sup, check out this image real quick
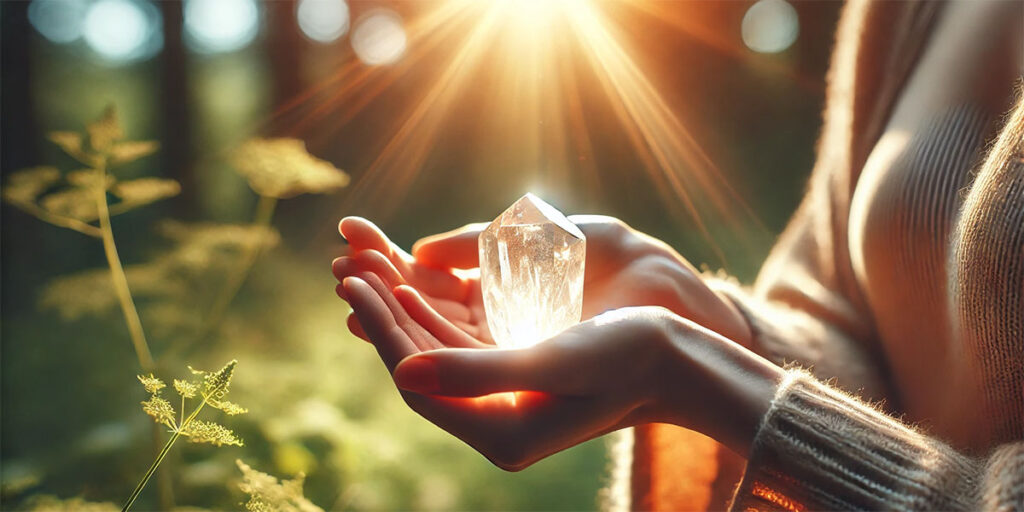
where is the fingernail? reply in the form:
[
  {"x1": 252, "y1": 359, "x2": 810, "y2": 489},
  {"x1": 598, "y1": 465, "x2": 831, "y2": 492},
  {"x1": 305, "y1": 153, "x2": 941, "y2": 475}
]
[{"x1": 394, "y1": 357, "x2": 440, "y2": 394}]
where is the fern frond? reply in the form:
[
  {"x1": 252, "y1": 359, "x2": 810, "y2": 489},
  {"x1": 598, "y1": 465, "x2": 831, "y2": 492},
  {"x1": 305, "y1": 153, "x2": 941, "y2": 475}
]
[{"x1": 180, "y1": 419, "x2": 243, "y2": 447}]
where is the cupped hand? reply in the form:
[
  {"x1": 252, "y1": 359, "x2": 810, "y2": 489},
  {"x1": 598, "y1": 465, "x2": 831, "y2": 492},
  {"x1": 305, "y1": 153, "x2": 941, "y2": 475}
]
[
  {"x1": 332, "y1": 216, "x2": 751, "y2": 346},
  {"x1": 341, "y1": 274, "x2": 782, "y2": 470}
]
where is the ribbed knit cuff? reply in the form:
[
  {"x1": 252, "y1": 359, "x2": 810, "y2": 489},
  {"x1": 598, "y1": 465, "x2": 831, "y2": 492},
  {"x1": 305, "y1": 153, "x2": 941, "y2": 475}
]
[{"x1": 731, "y1": 371, "x2": 981, "y2": 511}]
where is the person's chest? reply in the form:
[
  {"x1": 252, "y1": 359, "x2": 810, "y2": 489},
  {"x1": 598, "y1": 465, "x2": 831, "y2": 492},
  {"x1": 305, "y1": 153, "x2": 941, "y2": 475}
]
[{"x1": 846, "y1": 0, "x2": 1021, "y2": 444}]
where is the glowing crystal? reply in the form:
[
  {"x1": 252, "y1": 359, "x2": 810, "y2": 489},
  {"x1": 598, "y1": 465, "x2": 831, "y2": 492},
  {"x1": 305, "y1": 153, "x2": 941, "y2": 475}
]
[{"x1": 479, "y1": 193, "x2": 586, "y2": 349}]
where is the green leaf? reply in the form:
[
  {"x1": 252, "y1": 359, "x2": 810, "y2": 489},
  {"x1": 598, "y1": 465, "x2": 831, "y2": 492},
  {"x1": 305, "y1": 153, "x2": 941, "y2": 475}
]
[
  {"x1": 180, "y1": 419, "x2": 243, "y2": 446},
  {"x1": 137, "y1": 374, "x2": 166, "y2": 394},
  {"x1": 39, "y1": 188, "x2": 99, "y2": 222},
  {"x1": 39, "y1": 264, "x2": 178, "y2": 321},
  {"x1": 66, "y1": 169, "x2": 115, "y2": 190},
  {"x1": 141, "y1": 395, "x2": 177, "y2": 429},
  {"x1": 231, "y1": 137, "x2": 349, "y2": 198},
  {"x1": 209, "y1": 398, "x2": 248, "y2": 415},
  {"x1": 23, "y1": 495, "x2": 119, "y2": 512},
  {"x1": 112, "y1": 177, "x2": 181, "y2": 210},
  {"x1": 48, "y1": 131, "x2": 97, "y2": 166},
  {"x1": 87, "y1": 105, "x2": 123, "y2": 152},
  {"x1": 2, "y1": 166, "x2": 61, "y2": 205},
  {"x1": 173, "y1": 379, "x2": 198, "y2": 398},
  {"x1": 203, "y1": 359, "x2": 237, "y2": 398},
  {"x1": 109, "y1": 140, "x2": 159, "y2": 164}
]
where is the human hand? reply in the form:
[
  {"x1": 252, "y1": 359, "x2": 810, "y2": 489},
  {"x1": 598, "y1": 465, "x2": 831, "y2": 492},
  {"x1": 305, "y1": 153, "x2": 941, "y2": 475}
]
[
  {"x1": 341, "y1": 275, "x2": 781, "y2": 469},
  {"x1": 333, "y1": 216, "x2": 752, "y2": 346}
]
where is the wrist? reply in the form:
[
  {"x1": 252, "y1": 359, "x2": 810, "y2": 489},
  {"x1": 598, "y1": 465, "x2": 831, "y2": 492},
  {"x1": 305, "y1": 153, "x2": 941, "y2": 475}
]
[{"x1": 656, "y1": 312, "x2": 784, "y2": 457}]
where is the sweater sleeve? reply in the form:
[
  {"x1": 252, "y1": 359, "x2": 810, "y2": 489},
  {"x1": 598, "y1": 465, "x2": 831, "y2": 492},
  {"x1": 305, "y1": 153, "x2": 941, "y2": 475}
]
[{"x1": 729, "y1": 370, "x2": 1024, "y2": 512}]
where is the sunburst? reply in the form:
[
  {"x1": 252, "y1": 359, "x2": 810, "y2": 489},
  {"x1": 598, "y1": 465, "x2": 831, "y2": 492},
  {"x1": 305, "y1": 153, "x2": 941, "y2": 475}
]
[{"x1": 272, "y1": 0, "x2": 772, "y2": 257}]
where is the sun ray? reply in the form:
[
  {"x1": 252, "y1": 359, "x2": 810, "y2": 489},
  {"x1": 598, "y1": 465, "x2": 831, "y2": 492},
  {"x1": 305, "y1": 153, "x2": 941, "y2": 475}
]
[{"x1": 273, "y1": 0, "x2": 780, "y2": 259}]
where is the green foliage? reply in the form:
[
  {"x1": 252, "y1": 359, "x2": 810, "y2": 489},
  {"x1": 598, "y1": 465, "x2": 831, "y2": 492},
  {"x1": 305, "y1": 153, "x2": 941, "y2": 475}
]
[
  {"x1": 137, "y1": 360, "x2": 246, "y2": 448},
  {"x1": 3, "y1": 105, "x2": 177, "y2": 236},
  {"x1": 23, "y1": 495, "x2": 120, "y2": 511},
  {"x1": 38, "y1": 221, "x2": 279, "y2": 331},
  {"x1": 1, "y1": 166, "x2": 61, "y2": 205},
  {"x1": 231, "y1": 137, "x2": 350, "y2": 198},
  {"x1": 236, "y1": 460, "x2": 324, "y2": 512}
]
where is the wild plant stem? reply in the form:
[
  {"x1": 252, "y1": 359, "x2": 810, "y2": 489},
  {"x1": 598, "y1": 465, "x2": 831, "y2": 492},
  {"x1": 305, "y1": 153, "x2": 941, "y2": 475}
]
[
  {"x1": 122, "y1": 398, "x2": 208, "y2": 512},
  {"x1": 198, "y1": 194, "x2": 277, "y2": 341},
  {"x1": 94, "y1": 163, "x2": 155, "y2": 370},
  {"x1": 18, "y1": 202, "x2": 102, "y2": 237}
]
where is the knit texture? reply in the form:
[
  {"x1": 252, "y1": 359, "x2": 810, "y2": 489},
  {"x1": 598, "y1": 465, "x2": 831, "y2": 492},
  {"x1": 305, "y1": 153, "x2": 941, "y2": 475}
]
[
  {"x1": 620, "y1": 1, "x2": 1023, "y2": 509},
  {"x1": 726, "y1": 98, "x2": 1024, "y2": 510},
  {"x1": 730, "y1": 371, "x2": 1023, "y2": 512}
]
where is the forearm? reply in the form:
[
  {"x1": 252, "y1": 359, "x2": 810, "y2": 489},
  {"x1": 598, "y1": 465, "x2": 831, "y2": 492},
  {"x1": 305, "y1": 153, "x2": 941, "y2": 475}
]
[
  {"x1": 708, "y1": 277, "x2": 890, "y2": 400},
  {"x1": 657, "y1": 313, "x2": 785, "y2": 458}
]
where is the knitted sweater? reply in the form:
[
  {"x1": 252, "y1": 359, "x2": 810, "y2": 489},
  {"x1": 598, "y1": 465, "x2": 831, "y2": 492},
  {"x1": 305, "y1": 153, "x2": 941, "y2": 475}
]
[
  {"x1": 620, "y1": 1, "x2": 1024, "y2": 510},
  {"x1": 727, "y1": 0, "x2": 1024, "y2": 508}
]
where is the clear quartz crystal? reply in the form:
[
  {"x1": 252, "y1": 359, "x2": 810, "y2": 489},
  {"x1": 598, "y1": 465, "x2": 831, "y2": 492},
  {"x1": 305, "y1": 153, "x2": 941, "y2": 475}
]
[{"x1": 479, "y1": 193, "x2": 586, "y2": 349}]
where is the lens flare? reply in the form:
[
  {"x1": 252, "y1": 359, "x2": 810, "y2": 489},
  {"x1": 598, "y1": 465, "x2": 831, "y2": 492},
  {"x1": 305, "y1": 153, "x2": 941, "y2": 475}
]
[
  {"x1": 351, "y1": 9, "x2": 407, "y2": 66},
  {"x1": 29, "y1": 0, "x2": 88, "y2": 44},
  {"x1": 184, "y1": 0, "x2": 260, "y2": 54},
  {"x1": 296, "y1": 0, "x2": 350, "y2": 44},
  {"x1": 742, "y1": 0, "x2": 799, "y2": 54},
  {"x1": 82, "y1": 0, "x2": 162, "y2": 64},
  {"x1": 271, "y1": 0, "x2": 773, "y2": 255}
]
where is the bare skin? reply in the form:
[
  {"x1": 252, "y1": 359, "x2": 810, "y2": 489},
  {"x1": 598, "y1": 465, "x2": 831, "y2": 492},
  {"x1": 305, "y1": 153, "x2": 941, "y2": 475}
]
[{"x1": 332, "y1": 216, "x2": 782, "y2": 469}]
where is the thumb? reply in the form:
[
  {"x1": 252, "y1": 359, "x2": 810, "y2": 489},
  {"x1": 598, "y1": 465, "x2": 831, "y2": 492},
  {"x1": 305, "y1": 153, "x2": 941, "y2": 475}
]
[
  {"x1": 411, "y1": 222, "x2": 488, "y2": 269},
  {"x1": 393, "y1": 347, "x2": 562, "y2": 397}
]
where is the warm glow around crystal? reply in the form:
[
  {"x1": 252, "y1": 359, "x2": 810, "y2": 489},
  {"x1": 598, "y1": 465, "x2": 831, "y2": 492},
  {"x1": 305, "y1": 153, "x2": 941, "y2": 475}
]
[{"x1": 479, "y1": 194, "x2": 586, "y2": 349}]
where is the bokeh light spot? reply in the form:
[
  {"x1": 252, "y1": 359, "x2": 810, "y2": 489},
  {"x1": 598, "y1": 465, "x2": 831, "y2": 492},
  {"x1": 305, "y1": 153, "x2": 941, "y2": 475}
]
[
  {"x1": 741, "y1": 0, "x2": 799, "y2": 54},
  {"x1": 184, "y1": 0, "x2": 260, "y2": 54},
  {"x1": 351, "y1": 9, "x2": 407, "y2": 66},
  {"x1": 82, "y1": 0, "x2": 163, "y2": 64},
  {"x1": 29, "y1": 0, "x2": 88, "y2": 44},
  {"x1": 296, "y1": 0, "x2": 350, "y2": 44}
]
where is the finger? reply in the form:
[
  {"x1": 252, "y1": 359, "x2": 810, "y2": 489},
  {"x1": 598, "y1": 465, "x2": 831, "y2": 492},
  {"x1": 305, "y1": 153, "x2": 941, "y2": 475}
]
[
  {"x1": 344, "y1": 276, "x2": 418, "y2": 372},
  {"x1": 423, "y1": 295, "x2": 472, "y2": 323},
  {"x1": 338, "y1": 219, "x2": 469, "y2": 302},
  {"x1": 393, "y1": 347, "x2": 566, "y2": 397},
  {"x1": 411, "y1": 222, "x2": 488, "y2": 269},
  {"x1": 394, "y1": 285, "x2": 489, "y2": 349},
  {"x1": 347, "y1": 313, "x2": 369, "y2": 342},
  {"x1": 452, "y1": 319, "x2": 482, "y2": 339},
  {"x1": 333, "y1": 251, "x2": 406, "y2": 288},
  {"x1": 359, "y1": 271, "x2": 442, "y2": 352},
  {"x1": 335, "y1": 253, "x2": 470, "y2": 324},
  {"x1": 339, "y1": 217, "x2": 411, "y2": 260}
]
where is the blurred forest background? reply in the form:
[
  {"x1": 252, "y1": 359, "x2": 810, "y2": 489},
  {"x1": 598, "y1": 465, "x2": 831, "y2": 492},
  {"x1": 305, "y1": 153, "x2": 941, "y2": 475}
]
[{"x1": 1, "y1": 0, "x2": 840, "y2": 510}]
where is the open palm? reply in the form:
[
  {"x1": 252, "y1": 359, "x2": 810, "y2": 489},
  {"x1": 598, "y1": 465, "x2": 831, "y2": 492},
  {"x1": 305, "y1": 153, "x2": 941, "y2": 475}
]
[
  {"x1": 339, "y1": 271, "x2": 673, "y2": 470},
  {"x1": 332, "y1": 216, "x2": 749, "y2": 345}
]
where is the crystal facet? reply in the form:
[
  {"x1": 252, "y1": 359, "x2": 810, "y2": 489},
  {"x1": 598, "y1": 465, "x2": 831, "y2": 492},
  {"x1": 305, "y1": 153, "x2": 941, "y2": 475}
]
[{"x1": 479, "y1": 193, "x2": 586, "y2": 349}]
